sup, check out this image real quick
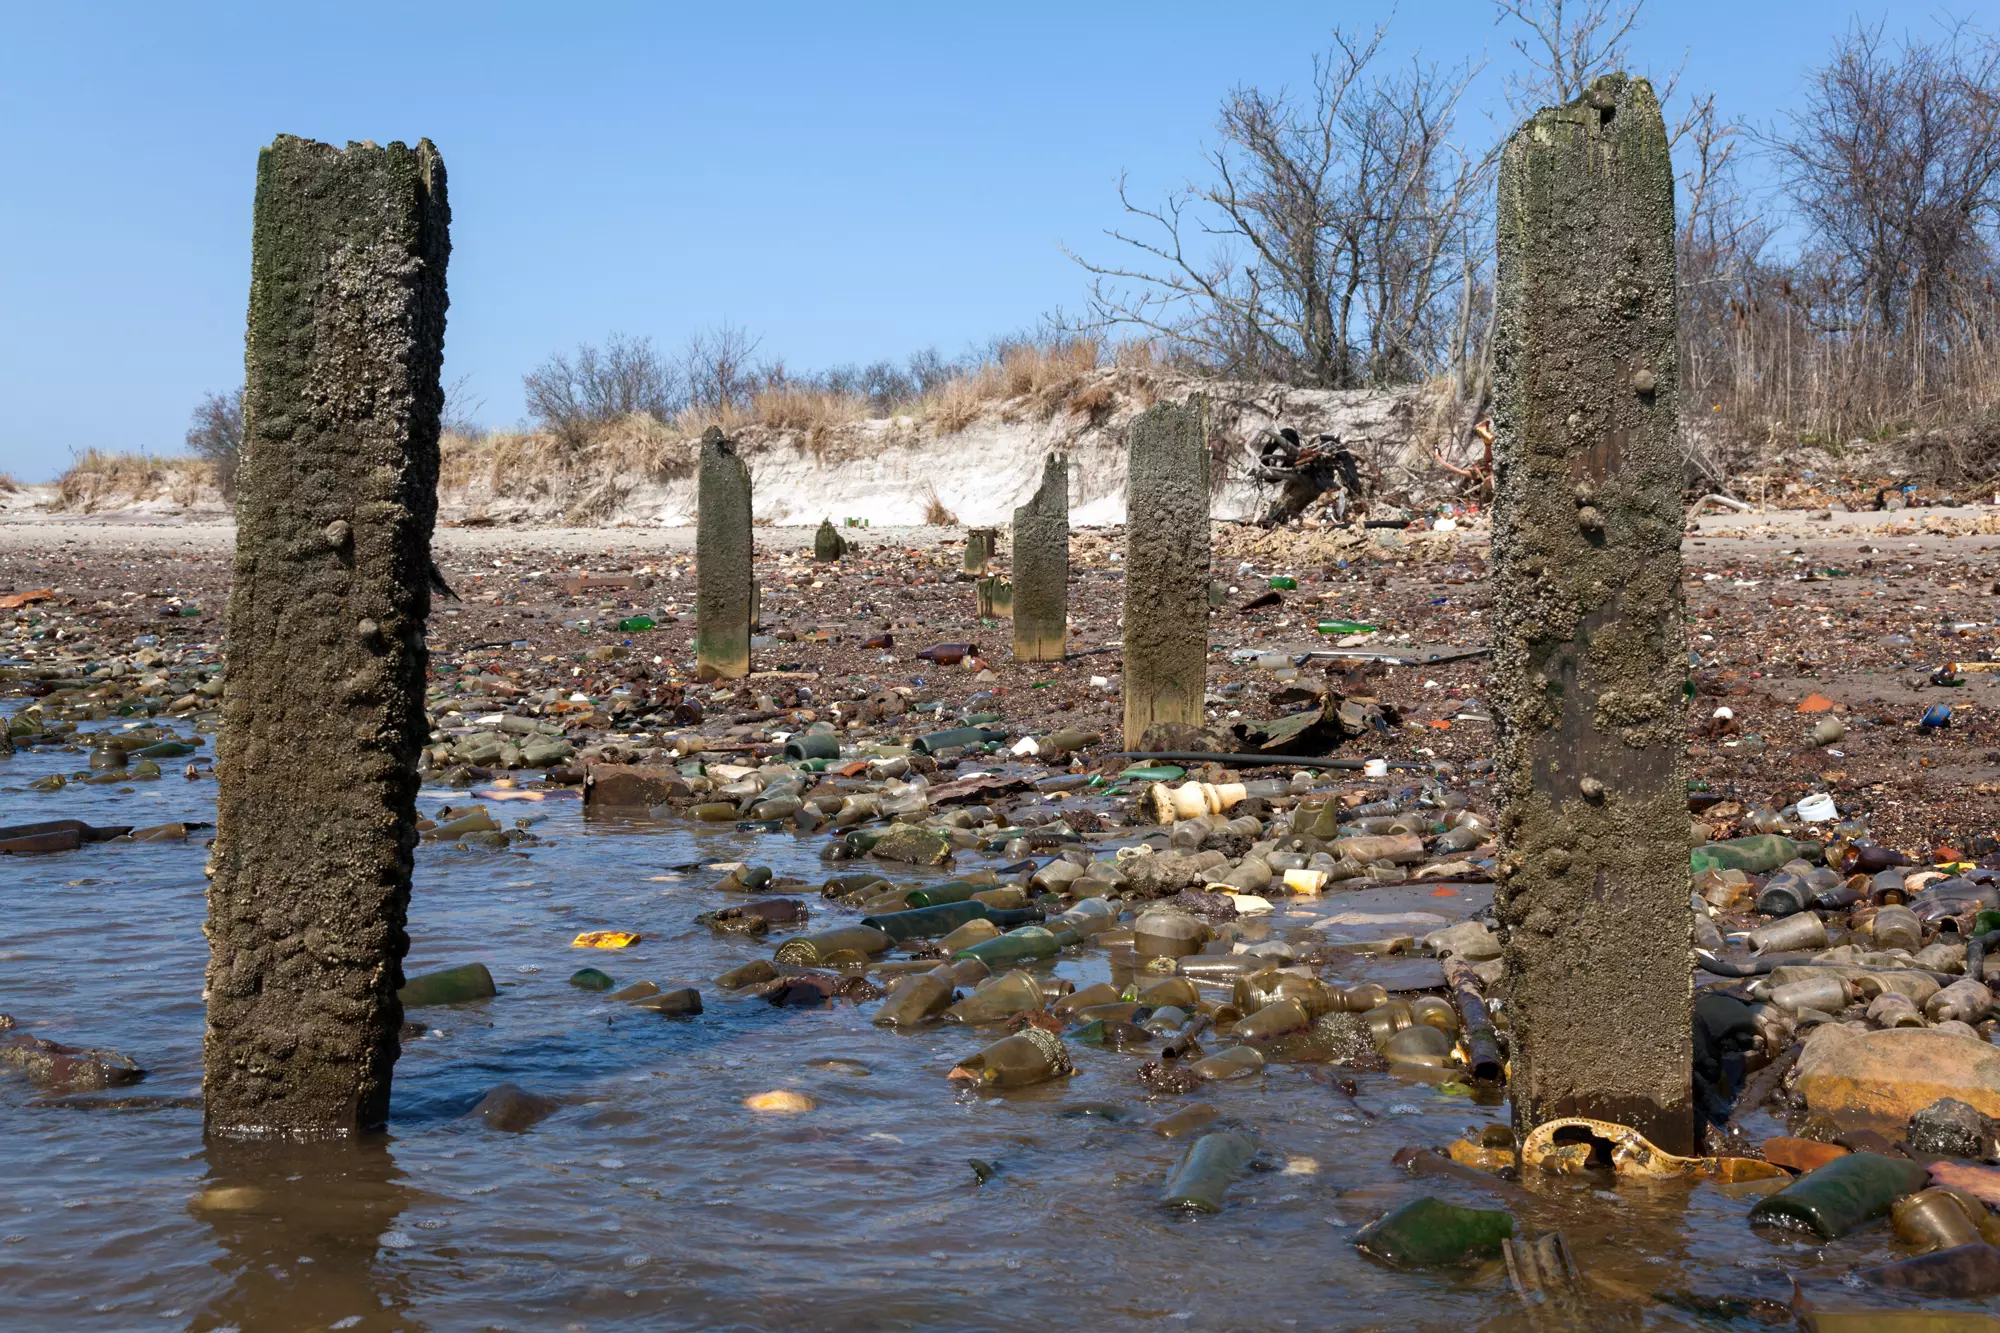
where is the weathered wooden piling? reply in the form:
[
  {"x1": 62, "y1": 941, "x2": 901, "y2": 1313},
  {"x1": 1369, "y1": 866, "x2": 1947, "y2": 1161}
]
[
  {"x1": 1490, "y1": 75, "x2": 1692, "y2": 1153},
  {"x1": 1122, "y1": 397, "x2": 1210, "y2": 748},
  {"x1": 204, "y1": 136, "x2": 449, "y2": 1138},
  {"x1": 1012, "y1": 452, "x2": 1069, "y2": 662},
  {"x1": 696, "y1": 427, "x2": 753, "y2": 680},
  {"x1": 813, "y1": 518, "x2": 846, "y2": 562},
  {"x1": 963, "y1": 528, "x2": 998, "y2": 576}
]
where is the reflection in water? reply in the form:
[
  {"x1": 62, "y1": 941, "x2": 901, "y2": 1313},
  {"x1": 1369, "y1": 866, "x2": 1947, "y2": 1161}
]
[{"x1": 189, "y1": 1136, "x2": 426, "y2": 1333}]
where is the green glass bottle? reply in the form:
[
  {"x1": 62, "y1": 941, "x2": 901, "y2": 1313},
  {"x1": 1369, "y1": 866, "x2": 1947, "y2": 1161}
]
[
  {"x1": 1689, "y1": 834, "x2": 1819, "y2": 876},
  {"x1": 1748, "y1": 1151, "x2": 1932, "y2": 1239},
  {"x1": 1163, "y1": 1131, "x2": 1258, "y2": 1212},
  {"x1": 860, "y1": 900, "x2": 990, "y2": 942},
  {"x1": 398, "y1": 962, "x2": 497, "y2": 1008},
  {"x1": 954, "y1": 924, "x2": 1061, "y2": 966},
  {"x1": 905, "y1": 881, "x2": 979, "y2": 909},
  {"x1": 1353, "y1": 1196, "x2": 1515, "y2": 1266}
]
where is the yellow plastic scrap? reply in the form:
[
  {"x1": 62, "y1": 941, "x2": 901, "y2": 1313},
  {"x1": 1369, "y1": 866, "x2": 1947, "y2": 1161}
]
[
  {"x1": 572, "y1": 930, "x2": 642, "y2": 949},
  {"x1": 1520, "y1": 1117, "x2": 1788, "y2": 1182}
]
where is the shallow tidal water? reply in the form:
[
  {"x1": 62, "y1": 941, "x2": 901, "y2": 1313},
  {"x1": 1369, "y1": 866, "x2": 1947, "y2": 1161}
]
[{"x1": 0, "y1": 721, "x2": 1976, "y2": 1332}]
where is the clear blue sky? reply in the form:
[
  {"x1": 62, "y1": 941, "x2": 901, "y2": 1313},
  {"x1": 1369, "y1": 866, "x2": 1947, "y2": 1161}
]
[{"x1": 3, "y1": 0, "x2": 1991, "y2": 481}]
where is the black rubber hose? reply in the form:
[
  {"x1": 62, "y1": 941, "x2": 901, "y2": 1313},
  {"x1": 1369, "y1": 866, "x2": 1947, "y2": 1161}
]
[{"x1": 1965, "y1": 930, "x2": 2000, "y2": 983}]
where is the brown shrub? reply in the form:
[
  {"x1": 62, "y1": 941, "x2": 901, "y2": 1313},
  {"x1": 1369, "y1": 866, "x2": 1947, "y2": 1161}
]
[
  {"x1": 1064, "y1": 378, "x2": 1119, "y2": 420},
  {"x1": 53, "y1": 450, "x2": 214, "y2": 512},
  {"x1": 751, "y1": 384, "x2": 868, "y2": 450},
  {"x1": 921, "y1": 484, "x2": 958, "y2": 526}
]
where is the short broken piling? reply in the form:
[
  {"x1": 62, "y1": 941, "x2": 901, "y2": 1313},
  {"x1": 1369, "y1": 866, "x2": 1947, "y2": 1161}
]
[
  {"x1": 964, "y1": 528, "x2": 998, "y2": 577},
  {"x1": 1122, "y1": 397, "x2": 1210, "y2": 748},
  {"x1": 1490, "y1": 75, "x2": 1693, "y2": 1153},
  {"x1": 204, "y1": 135, "x2": 450, "y2": 1138},
  {"x1": 696, "y1": 427, "x2": 753, "y2": 681},
  {"x1": 1012, "y1": 452, "x2": 1069, "y2": 662}
]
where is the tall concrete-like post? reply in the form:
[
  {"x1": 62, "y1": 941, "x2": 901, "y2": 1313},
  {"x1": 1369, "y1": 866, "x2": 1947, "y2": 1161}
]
[
  {"x1": 1491, "y1": 75, "x2": 1691, "y2": 1153},
  {"x1": 696, "y1": 427, "x2": 753, "y2": 680},
  {"x1": 204, "y1": 136, "x2": 449, "y2": 1138},
  {"x1": 1122, "y1": 397, "x2": 1210, "y2": 748},
  {"x1": 1012, "y1": 453, "x2": 1068, "y2": 662}
]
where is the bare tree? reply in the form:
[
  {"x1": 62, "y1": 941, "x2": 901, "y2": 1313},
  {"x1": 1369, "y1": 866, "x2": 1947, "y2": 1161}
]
[
  {"x1": 680, "y1": 321, "x2": 764, "y2": 415},
  {"x1": 523, "y1": 333, "x2": 680, "y2": 443},
  {"x1": 1768, "y1": 19, "x2": 2000, "y2": 336},
  {"x1": 1068, "y1": 24, "x2": 1495, "y2": 390},
  {"x1": 186, "y1": 386, "x2": 244, "y2": 501},
  {"x1": 442, "y1": 373, "x2": 487, "y2": 438},
  {"x1": 1493, "y1": 0, "x2": 1641, "y2": 108}
]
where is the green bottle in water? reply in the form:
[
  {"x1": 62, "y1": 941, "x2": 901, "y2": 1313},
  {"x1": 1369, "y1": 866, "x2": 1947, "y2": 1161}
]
[
  {"x1": 1317, "y1": 619, "x2": 1380, "y2": 635},
  {"x1": 618, "y1": 615, "x2": 656, "y2": 632}
]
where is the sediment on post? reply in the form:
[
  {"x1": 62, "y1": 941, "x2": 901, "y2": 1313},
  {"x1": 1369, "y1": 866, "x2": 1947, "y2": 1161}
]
[
  {"x1": 203, "y1": 135, "x2": 450, "y2": 1139},
  {"x1": 1012, "y1": 452, "x2": 1069, "y2": 663},
  {"x1": 1121, "y1": 397, "x2": 1211, "y2": 749},
  {"x1": 1489, "y1": 74, "x2": 1693, "y2": 1153},
  {"x1": 696, "y1": 427, "x2": 754, "y2": 681}
]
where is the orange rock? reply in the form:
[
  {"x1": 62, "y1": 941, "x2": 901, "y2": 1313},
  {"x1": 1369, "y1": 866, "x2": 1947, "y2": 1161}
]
[
  {"x1": 1796, "y1": 1027, "x2": 2000, "y2": 1134},
  {"x1": 1761, "y1": 1135, "x2": 1849, "y2": 1173},
  {"x1": 1929, "y1": 1160, "x2": 2000, "y2": 1207}
]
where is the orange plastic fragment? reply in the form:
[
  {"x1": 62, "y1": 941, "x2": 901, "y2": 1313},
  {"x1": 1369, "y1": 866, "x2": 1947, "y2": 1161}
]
[{"x1": 1797, "y1": 693, "x2": 1835, "y2": 712}]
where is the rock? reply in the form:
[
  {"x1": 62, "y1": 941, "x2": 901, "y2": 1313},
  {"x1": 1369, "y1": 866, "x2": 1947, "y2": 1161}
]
[
  {"x1": 0, "y1": 1029, "x2": 144, "y2": 1092},
  {"x1": 744, "y1": 1089, "x2": 815, "y2": 1113},
  {"x1": 469, "y1": 1082, "x2": 560, "y2": 1132},
  {"x1": 583, "y1": 764, "x2": 691, "y2": 808},
  {"x1": 1796, "y1": 1026, "x2": 2000, "y2": 1133},
  {"x1": 870, "y1": 824, "x2": 953, "y2": 866},
  {"x1": 1909, "y1": 1098, "x2": 1996, "y2": 1160},
  {"x1": 1761, "y1": 1136, "x2": 1849, "y2": 1174}
]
